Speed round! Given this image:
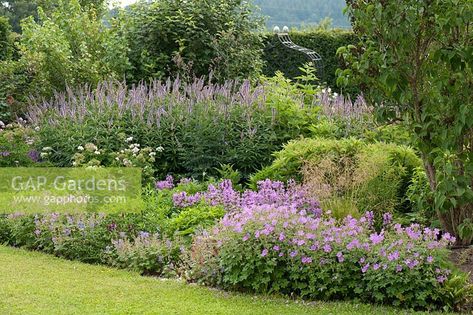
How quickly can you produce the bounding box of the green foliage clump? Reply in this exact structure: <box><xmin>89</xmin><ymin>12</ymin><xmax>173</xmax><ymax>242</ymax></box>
<box><xmin>251</xmin><ymin>138</ymin><xmax>421</xmax><ymax>220</ymax></box>
<box><xmin>0</xmin><ymin>215</ymin><xmax>10</xmax><ymax>243</ymax></box>
<box><xmin>0</xmin><ymin>17</ymin><xmax>22</xmax><ymax>122</ymax></box>
<box><xmin>143</xmin><ymin>180</ymin><xmax>226</xmax><ymax>237</ymax></box>
<box><xmin>121</xmin><ymin>0</ymin><xmax>264</xmax><ymax>83</ymax></box>
<box><xmin>262</xmin><ymin>30</ymin><xmax>357</xmax><ymax>92</ymax></box>
<box><xmin>309</xmin><ymin>118</ymin><xmax>412</xmax><ymax>147</ymax></box>
<box><xmin>0</xmin><ymin>214</ymin><xmax>36</xmax><ymax>248</ymax></box>
<box><xmin>251</xmin><ymin>137</ymin><xmax>364</xmax><ymax>184</ymax></box>
<box><xmin>404</xmin><ymin>167</ymin><xmax>438</xmax><ymax>226</ymax></box>
<box><xmin>0</xmin><ymin>16</ymin><xmax>12</xmax><ymax>61</ymax></box>
<box><xmin>0</xmin><ymin>59</ymin><xmax>38</xmax><ymax>121</ymax></box>
<box><xmin>0</xmin><ymin>0</ymin><xmax>107</xmax><ymax>34</ymax></box>
<box><xmin>0</xmin><ymin>212</ymin><xmax>163</xmax><ymax>264</ymax></box>
<box><xmin>167</xmin><ymin>205</ymin><xmax>225</xmax><ymax>237</ymax></box>
<box><xmin>106</xmin><ymin>233</ymin><xmax>182</xmax><ymax>276</ymax></box>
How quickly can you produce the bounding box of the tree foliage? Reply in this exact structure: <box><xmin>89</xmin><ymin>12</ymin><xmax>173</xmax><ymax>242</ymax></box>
<box><xmin>4</xmin><ymin>0</ymin><xmax>129</xmax><ymax>100</ymax></box>
<box><xmin>338</xmin><ymin>0</ymin><xmax>473</xmax><ymax>243</ymax></box>
<box><xmin>0</xmin><ymin>0</ymin><xmax>37</xmax><ymax>33</ymax></box>
<box><xmin>121</xmin><ymin>0</ymin><xmax>264</xmax><ymax>82</ymax></box>
<box><xmin>0</xmin><ymin>0</ymin><xmax>105</xmax><ymax>33</ymax></box>
<box><xmin>0</xmin><ymin>16</ymin><xmax>11</xmax><ymax>61</ymax></box>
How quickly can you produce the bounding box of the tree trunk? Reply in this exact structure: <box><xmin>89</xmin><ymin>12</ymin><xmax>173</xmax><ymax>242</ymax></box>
<box><xmin>421</xmin><ymin>154</ymin><xmax>471</xmax><ymax>245</ymax></box>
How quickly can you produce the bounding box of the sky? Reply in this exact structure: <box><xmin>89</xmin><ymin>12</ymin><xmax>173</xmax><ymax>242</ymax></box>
<box><xmin>117</xmin><ymin>0</ymin><xmax>137</xmax><ymax>7</ymax></box>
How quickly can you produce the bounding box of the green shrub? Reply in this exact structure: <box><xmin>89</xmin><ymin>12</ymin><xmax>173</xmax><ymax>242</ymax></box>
<box><xmin>251</xmin><ymin>138</ymin><xmax>421</xmax><ymax>219</ymax></box>
<box><xmin>310</xmin><ymin>117</ymin><xmax>412</xmax><ymax>147</ymax></box>
<box><xmin>106</xmin><ymin>233</ymin><xmax>182</xmax><ymax>276</ymax></box>
<box><xmin>121</xmin><ymin>0</ymin><xmax>263</xmax><ymax>83</ymax></box>
<box><xmin>262</xmin><ymin>30</ymin><xmax>357</xmax><ymax>92</ymax></box>
<box><xmin>362</xmin><ymin>124</ymin><xmax>412</xmax><ymax>146</ymax></box>
<box><xmin>3</xmin><ymin>214</ymin><xmax>36</xmax><ymax>249</ymax></box>
<box><xmin>0</xmin><ymin>59</ymin><xmax>35</xmax><ymax>122</ymax></box>
<box><xmin>251</xmin><ymin>137</ymin><xmax>364</xmax><ymax>183</ymax></box>
<box><xmin>403</xmin><ymin>167</ymin><xmax>438</xmax><ymax>226</ymax></box>
<box><xmin>167</xmin><ymin>205</ymin><xmax>225</xmax><ymax>236</ymax></box>
<box><xmin>0</xmin><ymin>16</ymin><xmax>12</xmax><ymax>61</ymax></box>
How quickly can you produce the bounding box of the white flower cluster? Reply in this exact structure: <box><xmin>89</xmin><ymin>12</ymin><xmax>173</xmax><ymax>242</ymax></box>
<box><xmin>319</xmin><ymin>87</ymin><xmax>339</xmax><ymax>100</ymax></box>
<box><xmin>129</xmin><ymin>143</ymin><xmax>141</xmax><ymax>156</ymax></box>
<box><xmin>71</xmin><ymin>143</ymin><xmax>104</xmax><ymax>167</ymax></box>
<box><xmin>25</xmin><ymin>137</ymin><xmax>35</xmax><ymax>145</ymax></box>
<box><xmin>113</xmin><ymin>137</ymin><xmax>164</xmax><ymax>168</ymax></box>
<box><xmin>71</xmin><ymin>137</ymin><xmax>164</xmax><ymax>169</ymax></box>
<box><xmin>41</xmin><ymin>147</ymin><xmax>53</xmax><ymax>158</ymax></box>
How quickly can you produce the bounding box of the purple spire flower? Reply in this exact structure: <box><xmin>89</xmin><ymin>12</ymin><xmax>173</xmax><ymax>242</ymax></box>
<box><xmin>383</xmin><ymin>213</ymin><xmax>393</xmax><ymax>226</ymax></box>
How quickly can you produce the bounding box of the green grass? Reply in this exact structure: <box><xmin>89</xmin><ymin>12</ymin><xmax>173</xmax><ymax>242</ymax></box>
<box><xmin>0</xmin><ymin>246</ymin><xmax>448</xmax><ymax>315</ymax></box>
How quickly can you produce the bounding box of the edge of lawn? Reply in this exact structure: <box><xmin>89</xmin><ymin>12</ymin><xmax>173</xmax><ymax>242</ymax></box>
<box><xmin>0</xmin><ymin>245</ymin><xmax>449</xmax><ymax>315</ymax></box>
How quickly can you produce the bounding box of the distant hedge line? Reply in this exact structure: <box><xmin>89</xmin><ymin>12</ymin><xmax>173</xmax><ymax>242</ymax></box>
<box><xmin>262</xmin><ymin>29</ymin><xmax>357</xmax><ymax>93</ymax></box>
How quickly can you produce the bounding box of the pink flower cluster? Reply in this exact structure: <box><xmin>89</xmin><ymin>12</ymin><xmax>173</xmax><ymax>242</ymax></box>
<box><xmin>155</xmin><ymin>175</ymin><xmax>175</xmax><ymax>190</ymax></box>
<box><xmin>157</xmin><ymin>177</ymin><xmax>322</xmax><ymax>216</ymax></box>
<box><xmin>215</xmin><ymin>205</ymin><xmax>454</xmax><ymax>279</ymax></box>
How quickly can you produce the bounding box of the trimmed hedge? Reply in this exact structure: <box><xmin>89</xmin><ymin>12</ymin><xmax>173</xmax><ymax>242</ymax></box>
<box><xmin>262</xmin><ymin>29</ymin><xmax>357</xmax><ymax>93</ymax></box>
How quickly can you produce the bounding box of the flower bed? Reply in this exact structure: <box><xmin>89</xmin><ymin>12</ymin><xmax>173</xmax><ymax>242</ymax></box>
<box><xmin>0</xmin><ymin>179</ymin><xmax>471</xmax><ymax>311</ymax></box>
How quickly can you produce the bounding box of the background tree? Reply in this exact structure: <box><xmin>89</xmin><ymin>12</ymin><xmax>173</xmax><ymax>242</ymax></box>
<box><xmin>338</xmin><ymin>0</ymin><xmax>473</xmax><ymax>243</ymax></box>
<box><xmin>0</xmin><ymin>0</ymin><xmax>37</xmax><ymax>33</ymax></box>
<box><xmin>37</xmin><ymin>0</ymin><xmax>106</xmax><ymax>17</ymax></box>
<box><xmin>121</xmin><ymin>0</ymin><xmax>264</xmax><ymax>83</ymax></box>
<box><xmin>0</xmin><ymin>0</ymin><xmax>106</xmax><ymax>33</ymax></box>
<box><xmin>13</xmin><ymin>0</ymin><xmax>129</xmax><ymax>98</ymax></box>
<box><xmin>0</xmin><ymin>16</ymin><xmax>11</xmax><ymax>60</ymax></box>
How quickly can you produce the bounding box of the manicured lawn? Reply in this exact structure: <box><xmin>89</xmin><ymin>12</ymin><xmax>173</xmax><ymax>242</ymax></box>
<box><xmin>0</xmin><ymin>246</ymin><xmax>447</xmax><ymax>315</ymax></box>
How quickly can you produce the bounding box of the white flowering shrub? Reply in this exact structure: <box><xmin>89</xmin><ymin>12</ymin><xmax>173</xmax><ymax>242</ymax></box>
<box><xmin>68</xmin><ymin>137</ymin><xmax>163</xmax><ymax>183</ymax></box>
